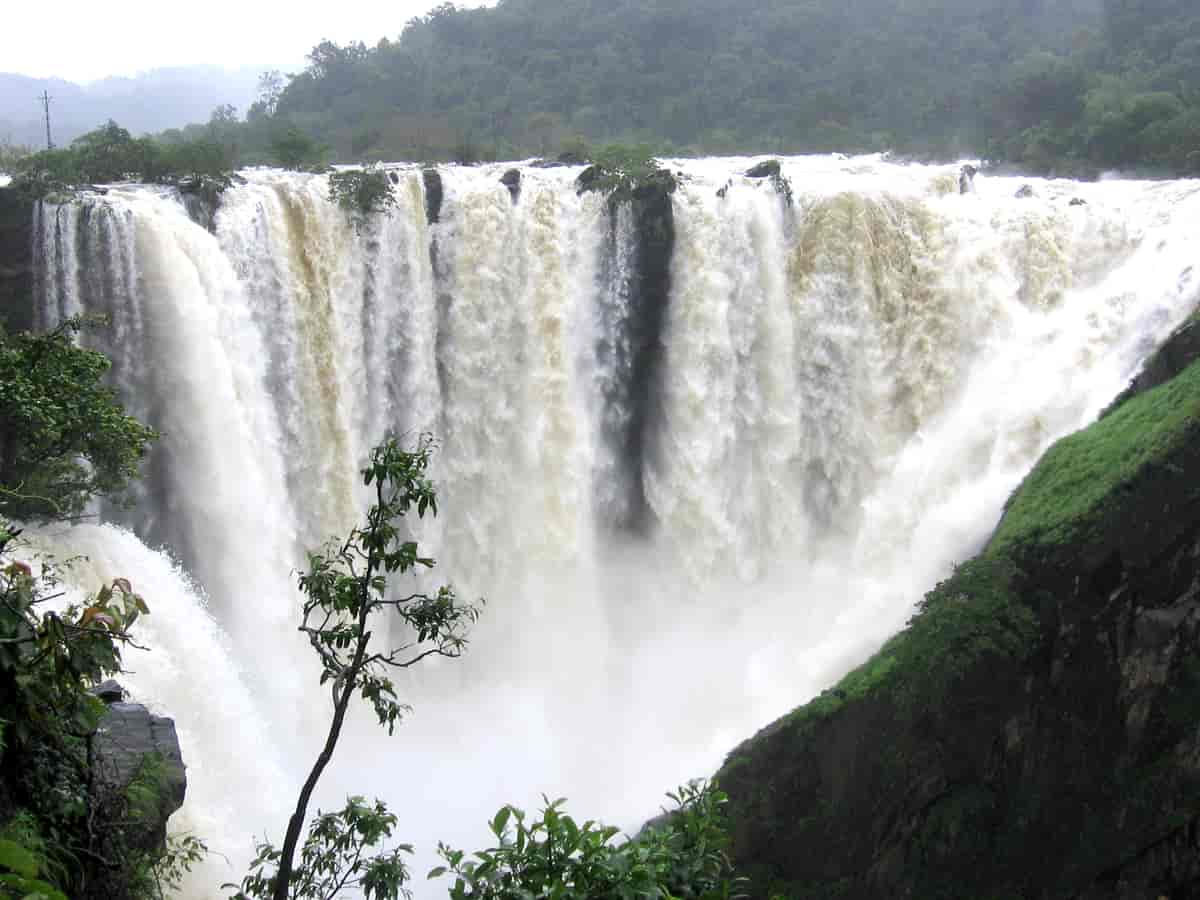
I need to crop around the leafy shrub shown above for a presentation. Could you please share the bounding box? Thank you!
[0,315,158,522]
[228,797,410,900]
[328,165,397,223]
[432,781,746,900]
[577,144,677,199]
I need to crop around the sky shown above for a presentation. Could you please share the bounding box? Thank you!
[1,0,494,84]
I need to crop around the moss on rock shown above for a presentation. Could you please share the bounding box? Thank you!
[718,343,1200,898]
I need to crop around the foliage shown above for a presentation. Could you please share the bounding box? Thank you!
[0,834,69,900]
[137,0,1199,173]
[269,126,326,171]
[232,436,478,900]
[146,834,208,900]
[432,781,745,900]
[328,165,397,224]
[0,539,169,898]
[14,119,236,198]
[0,141,32,176]
[0,315,158,522]
[0,316,198,899]
[0,556,147,746]
[229,797,410,900]
[578,144,676,199]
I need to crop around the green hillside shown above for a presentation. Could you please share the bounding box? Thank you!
[201,0,1198,173]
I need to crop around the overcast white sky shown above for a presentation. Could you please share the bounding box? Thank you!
[1,0,494,83]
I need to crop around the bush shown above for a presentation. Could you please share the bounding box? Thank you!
[328,165,397,224]
[432,781,746,900]
[0,315,158,523]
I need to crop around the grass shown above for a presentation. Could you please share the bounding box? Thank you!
[734,355,1200,743]
[988,356,1200,558]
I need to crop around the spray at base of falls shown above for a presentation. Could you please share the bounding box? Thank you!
[28,156,1200,896]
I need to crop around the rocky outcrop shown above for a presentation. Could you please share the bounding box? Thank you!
[90,683,187,856]
[1103,309,1200,414]
[0,186,34,330]
[745,160,781,179]
[960,164,978,194]
[422,167,444,225]
[501,168,522,204]
[611,175,675,535]
[719,324,1200,899]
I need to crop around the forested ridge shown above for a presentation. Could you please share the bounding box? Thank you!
[221,0,1199,173]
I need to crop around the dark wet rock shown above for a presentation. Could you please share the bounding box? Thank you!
[745,159,781,179]
[422,167,444,225]
[1015,184,1035,199]
[91,698,187,855]
[960,164,978,194]
[501,168,522,204]
[388,171,400,185]
[0,186,34,330]
[1070,197,1088,207]
[576,164,603,192]
[91,679,126,703]
[1102,307,1200,416]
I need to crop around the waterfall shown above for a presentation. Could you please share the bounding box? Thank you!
[24,156,1200,897]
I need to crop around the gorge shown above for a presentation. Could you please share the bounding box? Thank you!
[7,155,1200,897]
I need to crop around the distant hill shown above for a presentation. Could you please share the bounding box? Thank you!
[0,66,288,148]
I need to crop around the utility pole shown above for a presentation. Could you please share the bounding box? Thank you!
[38,91,53,150]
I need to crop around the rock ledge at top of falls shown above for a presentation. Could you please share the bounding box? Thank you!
[717,310,1200,899]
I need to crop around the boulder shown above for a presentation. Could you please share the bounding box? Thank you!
[500,168,522,204]
[1015,184,1035,199]
[1070,197,1088,207]
[91,679,125,703]
[960,164,978,195]
[576,164,603,193]
[745,160,781,179]
[90,688,187,855]
[556,150,588,166]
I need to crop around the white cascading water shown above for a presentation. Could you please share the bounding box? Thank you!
[14,156,1200,897]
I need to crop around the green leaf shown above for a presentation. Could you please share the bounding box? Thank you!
[0,838,40,878]
[427,866,447,879]
[491,806,512,838]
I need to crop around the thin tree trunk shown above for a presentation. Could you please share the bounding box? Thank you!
[270,609,370,900]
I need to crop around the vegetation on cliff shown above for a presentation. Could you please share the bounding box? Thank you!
[0,315,203,899]
[11,120,237,200]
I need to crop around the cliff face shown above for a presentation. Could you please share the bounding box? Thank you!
[0,187,33,331]
[718,317,1200,899]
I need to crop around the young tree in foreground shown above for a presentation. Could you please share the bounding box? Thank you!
[228,437,478,900]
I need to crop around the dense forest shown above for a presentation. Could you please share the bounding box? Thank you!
[149,0,1198,175]
[3,0,1198,176]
